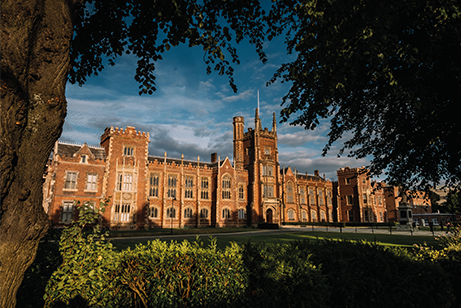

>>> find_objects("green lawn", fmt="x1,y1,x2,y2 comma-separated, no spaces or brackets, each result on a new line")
112,230,440,251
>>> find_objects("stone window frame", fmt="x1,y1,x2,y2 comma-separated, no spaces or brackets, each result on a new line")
85,173,98,192
222,207,231,219
123,146,134,156
238,208,246,219
184,207,193,219
149,207,159,219
63,171,78,191
149,173,160,198
167,174,178,199
61,200,74,223
287,208,295,220
184,176,194,199
222,175,232,200
200,177,210,200
200,207,209,219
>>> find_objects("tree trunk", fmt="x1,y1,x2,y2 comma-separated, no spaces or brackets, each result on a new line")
1,1,74,307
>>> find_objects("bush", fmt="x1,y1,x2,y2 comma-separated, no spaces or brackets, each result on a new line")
42,201,459,307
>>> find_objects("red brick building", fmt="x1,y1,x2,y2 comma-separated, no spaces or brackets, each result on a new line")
43,109,334,229
335,167,387,223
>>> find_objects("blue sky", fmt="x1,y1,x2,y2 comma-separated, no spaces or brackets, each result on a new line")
62,34,370,181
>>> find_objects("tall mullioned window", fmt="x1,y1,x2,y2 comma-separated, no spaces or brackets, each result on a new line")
287,182,294,203
309,187,315,205
123,146,134,156
201,177,209,199
239,185,245,200
61,201,74,222
149,174,159,197
64,172,77,190
86,173,97,191
168,175,177,198
222,175,231,199
185,176,193,198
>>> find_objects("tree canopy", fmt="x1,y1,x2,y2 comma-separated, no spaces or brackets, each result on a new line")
69,0,267,94
266,0,461,189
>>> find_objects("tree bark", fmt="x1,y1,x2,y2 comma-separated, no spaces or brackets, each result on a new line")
1,1,74,307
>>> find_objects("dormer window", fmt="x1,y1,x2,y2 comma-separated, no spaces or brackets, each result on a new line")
81,155,87,163
123,146,134,156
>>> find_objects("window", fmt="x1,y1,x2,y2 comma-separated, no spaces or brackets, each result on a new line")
309,187,315,205
379,211,383,222
364,210,370,222
300,187,306,204
346,195,353,205
348,210,354,222
81,155,87,163
200,208,209,219
222,175,231,199
327,190,332,205
201,177,209,199
302,210,307,221
114,203,130,222
287,182,294,203
239,185,245,200
288,209,295,220
263,185,274,198
167,207,176,218
86,173,97,191
184,208,193,218
263,165,273,176
222,208,231,219
362,193,368,204
117,173,133,191
123,146,134,156
185,177,193,199
124,173,133,191
64,171,77,189
318,188,324,205
168,175,177,198
149,207,158,218
116,174,122,190
321,211,326,222
238,209,245,219
311,210,317,222
61,201,74,222
345,178,351,185
378,196,382,205
149,174,159,197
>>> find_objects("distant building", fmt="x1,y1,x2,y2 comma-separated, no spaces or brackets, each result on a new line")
334,167,387,223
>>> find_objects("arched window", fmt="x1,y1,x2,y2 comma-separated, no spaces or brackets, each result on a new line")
222,175,231,199
149,207,158,218
288,209,295,220
200,208,209,219
302,210,308,221
238,209,245,219
167,207,176,218
184,208,193,219
222,208,231,219
311,210,317,222
320,210,326,222
287,182,294,203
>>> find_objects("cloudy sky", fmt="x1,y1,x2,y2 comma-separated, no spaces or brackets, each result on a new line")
62,34,371,181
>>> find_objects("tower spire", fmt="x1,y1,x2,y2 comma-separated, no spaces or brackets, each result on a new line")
255,91,261,131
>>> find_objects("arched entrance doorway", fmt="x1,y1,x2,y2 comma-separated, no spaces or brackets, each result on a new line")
266,208,273,223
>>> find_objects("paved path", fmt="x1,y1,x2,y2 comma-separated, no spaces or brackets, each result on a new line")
109,225,447,242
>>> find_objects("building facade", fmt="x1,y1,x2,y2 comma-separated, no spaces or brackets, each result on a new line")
335,167,387,223
43,109,334,229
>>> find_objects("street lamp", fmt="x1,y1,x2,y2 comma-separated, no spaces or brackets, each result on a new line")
171,197,176,235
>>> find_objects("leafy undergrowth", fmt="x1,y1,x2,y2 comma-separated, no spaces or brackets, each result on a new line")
18,201,461,308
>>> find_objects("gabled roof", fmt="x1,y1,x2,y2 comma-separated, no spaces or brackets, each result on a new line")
56,142,106,160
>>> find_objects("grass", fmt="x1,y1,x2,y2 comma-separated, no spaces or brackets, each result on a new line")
111,229,441,251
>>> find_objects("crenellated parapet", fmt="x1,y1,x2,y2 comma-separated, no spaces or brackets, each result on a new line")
100,126,150,144
337,166,367,174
